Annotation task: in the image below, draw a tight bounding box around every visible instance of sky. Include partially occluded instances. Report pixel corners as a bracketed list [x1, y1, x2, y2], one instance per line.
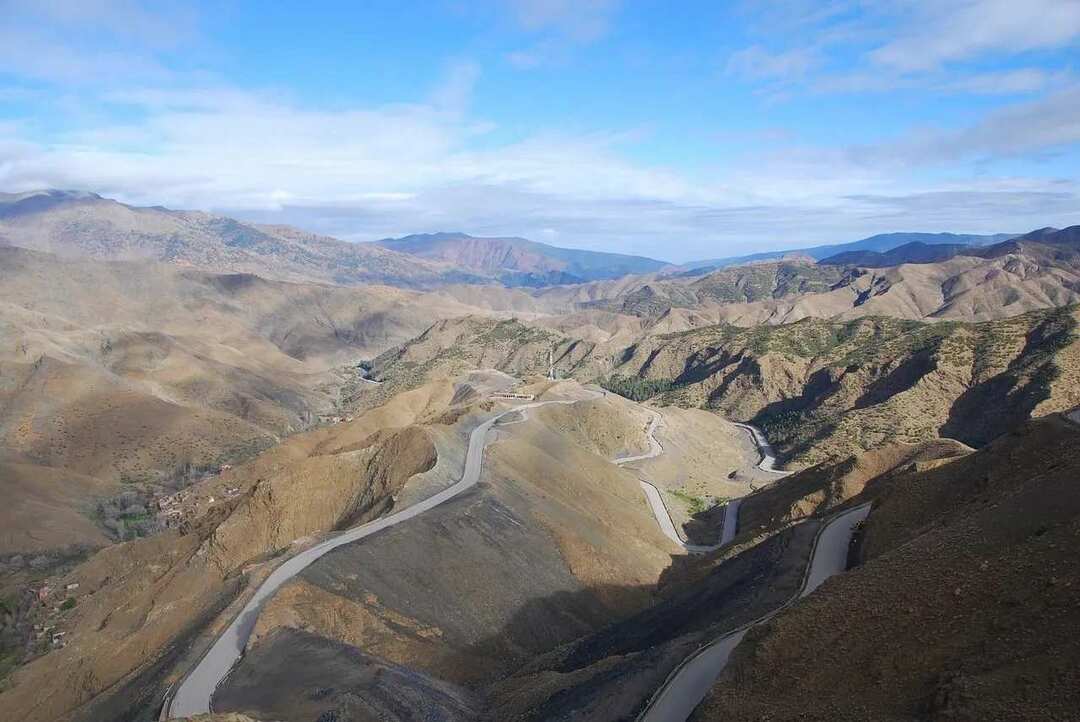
[1, 0, 1079, 262]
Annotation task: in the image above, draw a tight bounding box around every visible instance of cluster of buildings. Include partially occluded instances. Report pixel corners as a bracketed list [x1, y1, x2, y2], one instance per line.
[156, 479, 246, 528]
[491, 392, 536, 401]
[157, 490, 189, 526]
[29, 582, 82, 648]
[318, 414, 356, 425]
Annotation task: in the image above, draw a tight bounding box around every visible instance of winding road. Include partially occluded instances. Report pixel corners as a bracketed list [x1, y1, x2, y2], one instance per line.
[732, 422, 789, 475]
[637, 502, 872, 722]
[166, 390, 599, 719]
[614, 410, 726, 553]
[168, 385, 821, 720]
[617, 410, 786, 553]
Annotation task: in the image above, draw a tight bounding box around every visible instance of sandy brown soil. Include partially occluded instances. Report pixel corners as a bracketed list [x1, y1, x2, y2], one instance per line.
[633, 406, 768, 540]
[0, 460, 116, 553]
[0, 379, 465, 722]
[214, 384, 704, 720]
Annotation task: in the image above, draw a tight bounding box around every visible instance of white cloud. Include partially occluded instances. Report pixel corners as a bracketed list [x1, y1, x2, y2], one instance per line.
[725, 45, 820, 81]
[0, 0, 197, 84]
[733, 1, 1080, 97]
[500, 0, 621, 69]
[871, 0, 1080, 72]
[3, 75, 1079, 260]
[879, 85, 1080, 161]
[428, 60, 482, 115]
[507, 0, 620, 42]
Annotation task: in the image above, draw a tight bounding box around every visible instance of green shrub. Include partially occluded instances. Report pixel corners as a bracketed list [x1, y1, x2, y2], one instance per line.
[598, 375, 676, 401]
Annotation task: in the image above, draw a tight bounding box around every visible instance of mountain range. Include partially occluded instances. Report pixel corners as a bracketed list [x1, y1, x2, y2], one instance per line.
[373, 231, 672, 286]
[0, 190, 480, 289]
[679, 231, 1018, 272]
[1, 191, 1078, 722]
[0, 190, 1025, 291]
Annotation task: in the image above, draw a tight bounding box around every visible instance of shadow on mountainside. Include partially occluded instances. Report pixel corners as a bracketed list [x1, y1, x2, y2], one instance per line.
[941, 309, 1076, 446]
[691, 412, 1080, 722]
[681, 501, 728, 546]
[213, 518, 821, 722]
[474, 521, 820, 721]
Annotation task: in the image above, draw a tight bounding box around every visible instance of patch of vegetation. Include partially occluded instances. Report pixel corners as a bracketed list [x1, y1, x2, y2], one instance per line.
[0, 650, 17, 690]
[0, 545, 95, 580]
[59, 598, 76, 611]
[475, 318, 557, 346]
[96, 487, 163, 541]
[598, 375, 677, 401]
[669, 488, 717, 516]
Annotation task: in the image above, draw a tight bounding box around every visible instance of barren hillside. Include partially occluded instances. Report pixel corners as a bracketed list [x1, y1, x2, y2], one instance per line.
[0, 378, 461, 720]
[368, 306, 1080, 468]
[693, 412, 1080, 721]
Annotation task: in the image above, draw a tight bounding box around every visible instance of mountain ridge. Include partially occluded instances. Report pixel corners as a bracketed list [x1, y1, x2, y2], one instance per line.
[0, 190, 485, 289]
[680, 231, 1018, 272]
[373, 231, 673, 286]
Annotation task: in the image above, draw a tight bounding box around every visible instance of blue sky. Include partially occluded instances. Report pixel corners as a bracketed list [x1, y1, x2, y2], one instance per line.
[2, 0, 1079, 261]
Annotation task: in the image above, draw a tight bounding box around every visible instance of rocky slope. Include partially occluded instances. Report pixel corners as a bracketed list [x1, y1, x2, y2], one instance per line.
[209, 381, 784, 722]
[369, 306, 1080, 468]
[611, 306, 1080, 466]
[693, 411, 1080, 721]
[0, 379, 458, 721]
[467, 436, 969, 720]
[0, 245, 482, 552]
[213, 384, 682, 721]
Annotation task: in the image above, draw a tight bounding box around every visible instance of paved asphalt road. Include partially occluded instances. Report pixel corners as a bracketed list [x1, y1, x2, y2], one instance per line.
[618, 411, 781, 553]
[638, 502, 872, 722]
[166, 390, 598, 719]
[614, 408, 726, 554]
[732, 422, 790, 475]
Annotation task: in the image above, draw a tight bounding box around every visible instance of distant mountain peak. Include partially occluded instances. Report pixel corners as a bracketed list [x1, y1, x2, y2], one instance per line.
[0, 190, 486, 288]
[374, 231, 671, 286]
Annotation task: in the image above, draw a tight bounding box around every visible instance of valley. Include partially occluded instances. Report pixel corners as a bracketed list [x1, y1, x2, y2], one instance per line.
[0, 194, 1077, 722]
[7, 5, 1080, 720]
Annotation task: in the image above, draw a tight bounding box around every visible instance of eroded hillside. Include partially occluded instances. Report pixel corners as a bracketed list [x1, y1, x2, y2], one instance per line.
[693, 412, 1080, 721]
[619, 306, 1080, 465]
[368, 306, 1080, 468]
[0, 378, 461, 720]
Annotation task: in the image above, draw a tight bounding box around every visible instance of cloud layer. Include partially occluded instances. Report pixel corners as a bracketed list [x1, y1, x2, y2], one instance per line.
[1, 0, 1079, 261]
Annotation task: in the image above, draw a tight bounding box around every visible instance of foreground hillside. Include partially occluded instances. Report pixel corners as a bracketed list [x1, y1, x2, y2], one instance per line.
[0, 378, 463, 719]
[694, 411, 1080, 721]
[0, 373, 767, 721]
